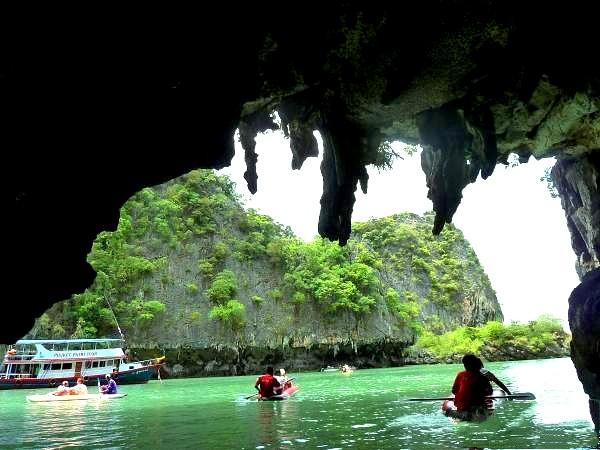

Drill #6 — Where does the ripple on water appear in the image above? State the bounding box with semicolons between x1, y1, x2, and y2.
387;412;452;430
351;423;376;429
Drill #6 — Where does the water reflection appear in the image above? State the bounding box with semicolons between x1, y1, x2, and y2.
502;358;593;425
2;360;597;449
22;398;125;449
254;399;302;447
256;402;277;446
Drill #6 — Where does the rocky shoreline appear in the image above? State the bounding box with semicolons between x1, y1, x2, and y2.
132;339;570;378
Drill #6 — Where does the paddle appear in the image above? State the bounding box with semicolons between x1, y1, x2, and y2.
408;392;536;401
245;378;297;399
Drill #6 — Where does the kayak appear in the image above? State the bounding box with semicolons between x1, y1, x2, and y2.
440;390;509;422
27;393;127;402
260;384;299;401
441;397;494;422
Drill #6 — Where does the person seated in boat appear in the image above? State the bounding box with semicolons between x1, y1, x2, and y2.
479;362;511;395
100;373;118;395
69;377;88;395
443;354;493;421
53;380;70;396
255;366;280;399
273;368;289;394
341;364;351;373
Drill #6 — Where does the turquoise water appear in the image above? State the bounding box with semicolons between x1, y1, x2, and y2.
0;358;595;449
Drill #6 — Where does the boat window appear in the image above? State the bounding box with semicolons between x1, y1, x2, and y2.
62;363;73;370
23;344;36;354
92;361;98;368
99;361;106;367
85;361;92;369
43;364;51;370
51;363;61;370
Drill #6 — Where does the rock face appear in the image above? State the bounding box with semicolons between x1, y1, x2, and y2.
553;153;600;441
32;174;501;376
7;1;600;435
553;153;600;279
568;268;600;439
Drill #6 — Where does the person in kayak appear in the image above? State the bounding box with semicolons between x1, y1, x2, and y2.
53;380;70;396
255;366;280;399
479;361;512;395
273;368;289;395
69;377;88;395
100;373;118;394
443;354;493;421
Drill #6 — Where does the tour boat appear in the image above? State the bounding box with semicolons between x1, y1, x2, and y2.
1;339;164;390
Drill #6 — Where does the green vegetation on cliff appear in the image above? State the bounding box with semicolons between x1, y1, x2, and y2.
30;169;501;348
410;315;570;361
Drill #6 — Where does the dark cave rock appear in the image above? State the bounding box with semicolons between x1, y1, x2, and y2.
417;104;498;234
318;113;370;245
568;268;600;438
238;110;279;194
6;1;600;432
552;152;600;279
278;93;321;170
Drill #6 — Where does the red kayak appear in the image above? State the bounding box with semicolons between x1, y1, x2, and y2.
260;381;299;401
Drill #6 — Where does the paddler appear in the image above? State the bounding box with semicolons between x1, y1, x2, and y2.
100;373;118;394
254;366;280;400
273;368;289;395
69;377;88;395
53;380;70;396
443;354;493;421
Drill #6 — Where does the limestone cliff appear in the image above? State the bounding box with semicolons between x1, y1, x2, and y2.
32;170;501;375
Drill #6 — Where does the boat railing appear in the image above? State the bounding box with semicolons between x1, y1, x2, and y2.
3;355;35;363
1;373;32;379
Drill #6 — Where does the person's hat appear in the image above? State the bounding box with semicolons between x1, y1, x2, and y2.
62;381;69;385
105;374;111;378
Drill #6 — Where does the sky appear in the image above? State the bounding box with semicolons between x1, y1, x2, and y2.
219;130;580;329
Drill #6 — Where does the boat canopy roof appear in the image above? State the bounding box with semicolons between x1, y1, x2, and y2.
15;339;122;345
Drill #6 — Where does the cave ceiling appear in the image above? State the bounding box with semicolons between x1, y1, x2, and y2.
6;2;599;343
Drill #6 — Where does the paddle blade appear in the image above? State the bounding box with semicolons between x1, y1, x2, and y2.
407;392;536;401
501;392;536;400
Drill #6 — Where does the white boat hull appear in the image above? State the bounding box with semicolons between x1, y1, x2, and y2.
26;393;127;402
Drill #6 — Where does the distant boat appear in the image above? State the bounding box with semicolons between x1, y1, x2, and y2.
320;365;355;374
1;339;164;390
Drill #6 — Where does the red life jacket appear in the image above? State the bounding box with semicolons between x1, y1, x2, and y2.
255;374;279;397
452;370;493;411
